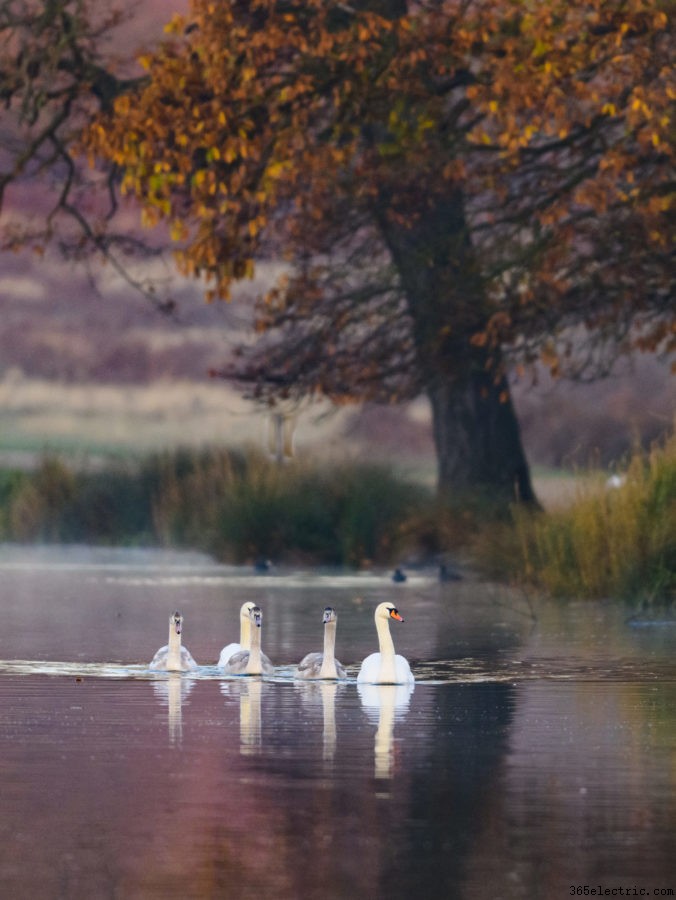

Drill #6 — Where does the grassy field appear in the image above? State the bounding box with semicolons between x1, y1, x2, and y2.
0;373;591;510
0;373;347;461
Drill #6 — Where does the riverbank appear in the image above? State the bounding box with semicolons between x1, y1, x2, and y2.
0;434;673;603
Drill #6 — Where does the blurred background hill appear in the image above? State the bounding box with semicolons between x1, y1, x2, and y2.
1;248;673;498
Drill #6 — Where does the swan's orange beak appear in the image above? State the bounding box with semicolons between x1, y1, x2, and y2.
389;609;404;622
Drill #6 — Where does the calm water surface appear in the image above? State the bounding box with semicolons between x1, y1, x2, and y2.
0;545;674;900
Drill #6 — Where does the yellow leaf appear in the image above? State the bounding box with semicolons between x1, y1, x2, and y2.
267;160;287;179
170;220;187;241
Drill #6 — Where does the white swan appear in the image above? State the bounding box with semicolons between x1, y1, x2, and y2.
357;602;414;685
224;605;275;675
149;611;198;672
295;607;347;680
217;601;255;667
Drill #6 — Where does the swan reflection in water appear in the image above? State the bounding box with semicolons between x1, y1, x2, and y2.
220;679;263;755
152;673;195;745
358;682;414;780
296;681;345;764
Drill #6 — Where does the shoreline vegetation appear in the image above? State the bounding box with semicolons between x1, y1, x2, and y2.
0;434;673;604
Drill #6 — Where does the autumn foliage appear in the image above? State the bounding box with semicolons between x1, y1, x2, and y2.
85;0;674;383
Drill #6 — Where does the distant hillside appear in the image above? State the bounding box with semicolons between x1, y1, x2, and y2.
0;248;673;471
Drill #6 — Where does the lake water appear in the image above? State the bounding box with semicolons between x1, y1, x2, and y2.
0;545;674;900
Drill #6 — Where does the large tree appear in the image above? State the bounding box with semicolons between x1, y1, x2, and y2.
3;1;673;506
85;0;673;505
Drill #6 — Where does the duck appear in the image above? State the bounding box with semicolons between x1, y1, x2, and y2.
439;562;462;582
296;607;347;680
357;601;414;685
218;601;257;667
224;605;275;676
149;611;198;672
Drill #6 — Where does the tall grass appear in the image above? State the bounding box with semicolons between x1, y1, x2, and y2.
510;433;676;603
152;448;429;565
0;455;162;545
0;448;430;566
5;436;674;596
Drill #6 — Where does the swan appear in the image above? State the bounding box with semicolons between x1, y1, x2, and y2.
149;611;198;672
224;605;275;675
218;601;256;667
295;607;347;680
357;602;414;685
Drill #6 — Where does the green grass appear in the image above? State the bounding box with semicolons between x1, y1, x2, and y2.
504;432;676;603
152;448;430;566
0;447;431;566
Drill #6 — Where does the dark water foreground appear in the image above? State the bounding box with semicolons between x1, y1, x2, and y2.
0;546;674;900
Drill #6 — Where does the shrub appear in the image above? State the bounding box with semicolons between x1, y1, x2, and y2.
153;448;430;566
0;446;431;565
511;432;676;603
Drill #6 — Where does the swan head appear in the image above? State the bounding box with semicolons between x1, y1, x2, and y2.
323;607;337;625
375;601;404;624
170;611;184;634
248;605;263;628
240;600;257;619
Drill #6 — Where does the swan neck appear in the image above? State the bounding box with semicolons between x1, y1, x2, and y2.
240;611;251;651
247;622;262;674
376;615;395;660
319;620;337;678
167;624;182;670
376;615;397;682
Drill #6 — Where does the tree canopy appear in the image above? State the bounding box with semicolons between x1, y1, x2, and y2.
0;0;170;305
84;0;674;392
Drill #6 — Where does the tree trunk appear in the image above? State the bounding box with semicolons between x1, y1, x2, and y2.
427;360;538;505
374;186;538;507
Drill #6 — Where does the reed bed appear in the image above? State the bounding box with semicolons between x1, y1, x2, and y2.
0;447;430;567
2;435;674;601
507;432;676;603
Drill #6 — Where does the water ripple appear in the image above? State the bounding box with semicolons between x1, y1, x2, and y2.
413;656;676;684
1;657;673;684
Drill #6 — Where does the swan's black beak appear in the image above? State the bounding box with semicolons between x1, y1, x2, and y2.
252;607;262;628
322;607;334;625
172;612;182;634
389;608;404;623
